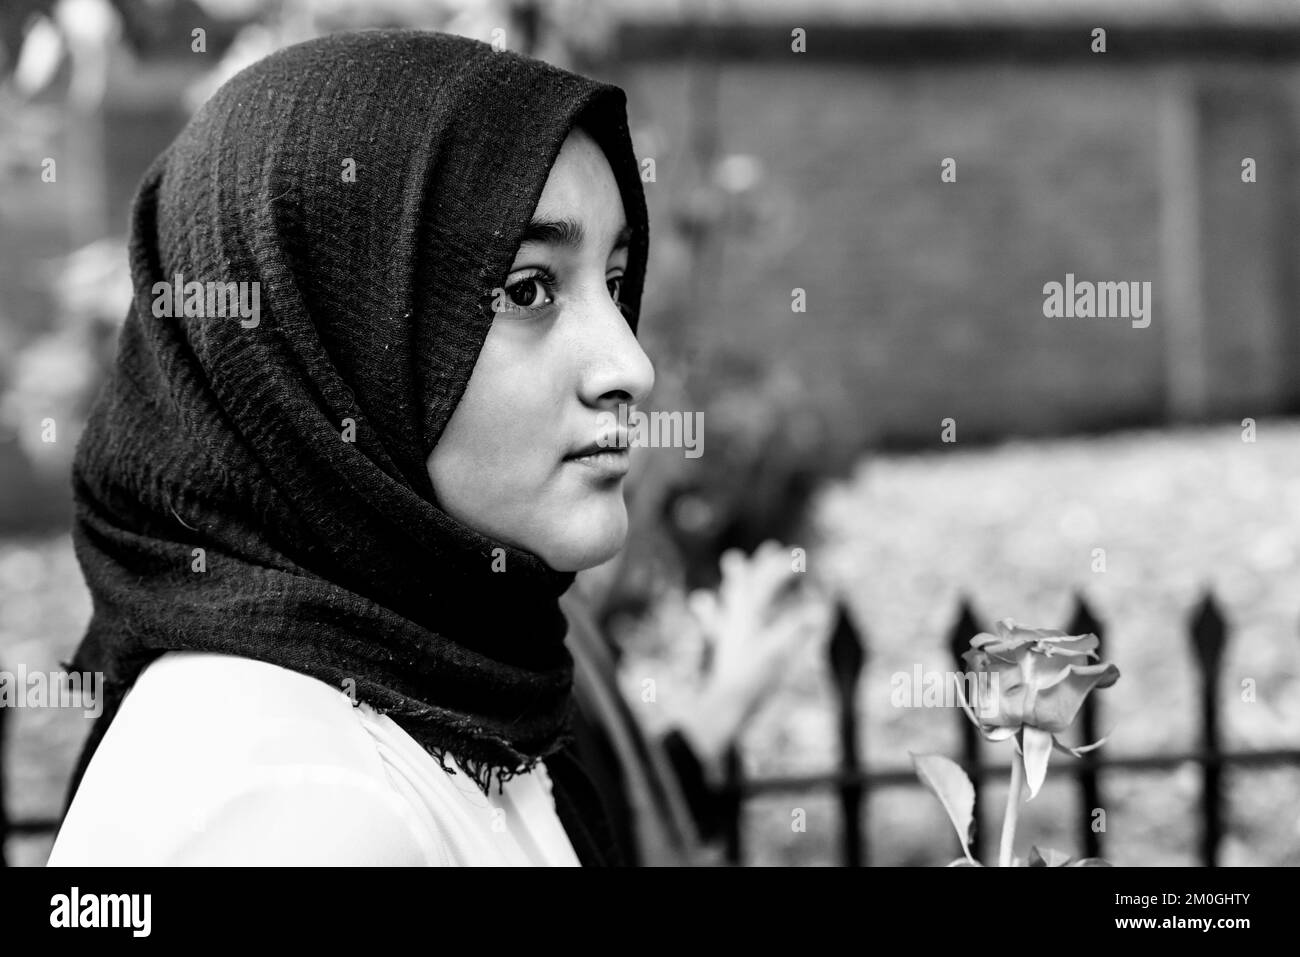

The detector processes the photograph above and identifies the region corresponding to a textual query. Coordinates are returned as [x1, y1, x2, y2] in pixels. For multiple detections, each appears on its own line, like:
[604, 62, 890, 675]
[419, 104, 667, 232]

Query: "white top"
[47, 651, 581, 866]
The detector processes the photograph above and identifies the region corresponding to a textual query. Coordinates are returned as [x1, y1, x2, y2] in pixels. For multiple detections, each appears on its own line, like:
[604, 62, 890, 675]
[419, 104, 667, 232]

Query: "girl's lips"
[564, 447, 630, 478]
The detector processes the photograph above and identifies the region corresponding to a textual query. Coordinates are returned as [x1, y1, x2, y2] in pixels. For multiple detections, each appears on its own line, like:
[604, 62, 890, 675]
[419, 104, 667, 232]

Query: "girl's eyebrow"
[519, 216, 631, 253]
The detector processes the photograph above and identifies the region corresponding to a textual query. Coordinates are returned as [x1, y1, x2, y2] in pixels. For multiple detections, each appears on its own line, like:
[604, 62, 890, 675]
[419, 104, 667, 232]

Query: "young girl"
[48, 29, 653, 866]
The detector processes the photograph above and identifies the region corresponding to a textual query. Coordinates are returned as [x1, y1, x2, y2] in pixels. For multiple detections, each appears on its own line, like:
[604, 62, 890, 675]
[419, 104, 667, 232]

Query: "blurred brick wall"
[629, 59, 1300, 453]
[5, 52, 1300, 498]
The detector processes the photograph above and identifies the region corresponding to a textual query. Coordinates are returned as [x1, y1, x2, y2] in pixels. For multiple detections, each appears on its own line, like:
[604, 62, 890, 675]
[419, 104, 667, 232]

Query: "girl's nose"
[577, 288, 655, 410]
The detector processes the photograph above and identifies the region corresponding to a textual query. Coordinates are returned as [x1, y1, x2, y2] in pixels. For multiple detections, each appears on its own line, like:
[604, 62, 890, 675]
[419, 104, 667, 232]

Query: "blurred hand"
[674, 539, 832, 770]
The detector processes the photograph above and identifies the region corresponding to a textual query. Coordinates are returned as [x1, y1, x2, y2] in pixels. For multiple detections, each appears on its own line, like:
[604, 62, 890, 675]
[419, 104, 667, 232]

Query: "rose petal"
[1003, 620, 1074, 643]
[1037, 660, 1119, 693]
[962, 658, 1026, 727]
[1038, 642, 1098, 660]
[1028, 663, 1120, 732]
[969, 639, 1024, 663]
[1027, 627, 1073, 640]
[952, 675, 985, 732]
[988, 674, 1030, 727]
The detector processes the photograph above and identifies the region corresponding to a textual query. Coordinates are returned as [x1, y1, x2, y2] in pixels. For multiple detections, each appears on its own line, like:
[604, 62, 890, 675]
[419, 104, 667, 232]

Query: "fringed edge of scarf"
[366, 697, 579, 799]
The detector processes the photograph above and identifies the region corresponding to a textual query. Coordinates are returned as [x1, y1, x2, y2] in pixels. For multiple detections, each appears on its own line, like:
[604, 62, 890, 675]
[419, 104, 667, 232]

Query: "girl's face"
[427, 127, 655, 573]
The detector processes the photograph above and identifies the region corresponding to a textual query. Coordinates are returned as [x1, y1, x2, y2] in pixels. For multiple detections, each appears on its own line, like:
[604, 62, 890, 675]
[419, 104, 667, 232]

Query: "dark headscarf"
[61, 29, 649, 836]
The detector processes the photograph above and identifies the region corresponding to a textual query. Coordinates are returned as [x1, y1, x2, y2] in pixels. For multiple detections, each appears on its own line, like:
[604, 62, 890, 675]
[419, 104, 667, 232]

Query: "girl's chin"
[539, 506, 628, 572]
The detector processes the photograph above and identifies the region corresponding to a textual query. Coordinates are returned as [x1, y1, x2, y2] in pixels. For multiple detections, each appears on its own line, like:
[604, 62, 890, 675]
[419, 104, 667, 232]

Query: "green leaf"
[910, 752, 976, 863]
[1068, 857, 1113, 867]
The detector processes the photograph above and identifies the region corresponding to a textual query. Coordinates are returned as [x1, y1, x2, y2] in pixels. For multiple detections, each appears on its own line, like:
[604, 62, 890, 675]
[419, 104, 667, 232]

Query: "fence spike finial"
[1067, 590, 1102, 649]
[824, 600, 866, 866]
[949, 594, 981, 664]
[1189, 588, 1227, 672]
[828, 601, 866, 691]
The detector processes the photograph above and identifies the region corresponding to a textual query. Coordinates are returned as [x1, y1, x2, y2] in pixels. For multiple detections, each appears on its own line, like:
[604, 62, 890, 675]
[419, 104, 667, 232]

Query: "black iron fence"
[2, 590, 1296, 866]
[710, 590, 1300, 866]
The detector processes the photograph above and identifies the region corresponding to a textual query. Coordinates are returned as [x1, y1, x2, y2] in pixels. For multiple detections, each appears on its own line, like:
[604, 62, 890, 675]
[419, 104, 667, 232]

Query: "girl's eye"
[497, 270, 626, 316]
[503, 271, 555, 312]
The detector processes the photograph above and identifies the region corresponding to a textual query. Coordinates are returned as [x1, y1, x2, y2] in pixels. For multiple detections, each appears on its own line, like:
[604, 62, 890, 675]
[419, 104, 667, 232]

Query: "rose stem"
[999, 746, 1024, 867]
